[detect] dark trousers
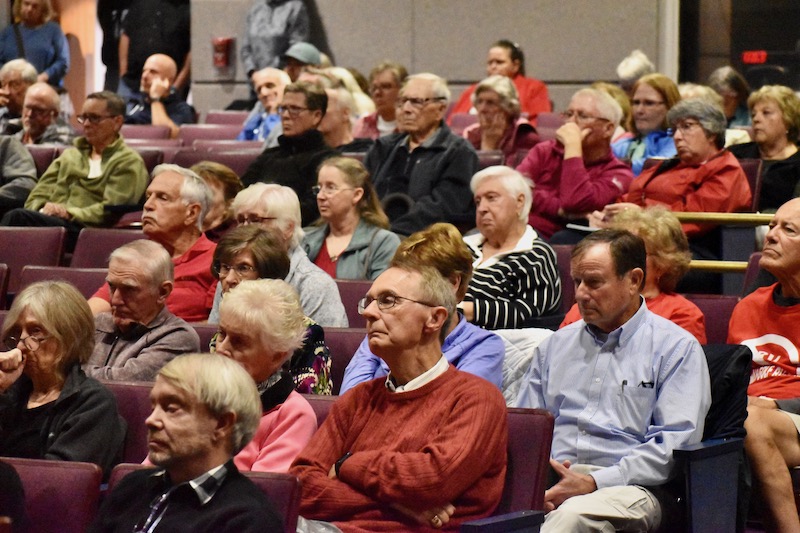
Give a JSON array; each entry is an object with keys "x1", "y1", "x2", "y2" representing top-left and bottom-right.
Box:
[{"x1": 1, "y1": 208, "x2": 85, "y2": 252}]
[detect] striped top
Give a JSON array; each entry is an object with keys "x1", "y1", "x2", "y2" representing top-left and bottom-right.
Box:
[{"x1": 463, "y1": 226, "x2": 562, "y2": 330}]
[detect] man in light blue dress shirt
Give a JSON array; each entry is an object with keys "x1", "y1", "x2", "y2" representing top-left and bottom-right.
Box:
[{"x1": 516, "y1": 229, "x2": 711, "y2": 532}]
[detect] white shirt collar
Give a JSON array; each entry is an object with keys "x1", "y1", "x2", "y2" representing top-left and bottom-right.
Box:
[{"x1": 385, "y1": 355, "x2": 449, "y2": 393}]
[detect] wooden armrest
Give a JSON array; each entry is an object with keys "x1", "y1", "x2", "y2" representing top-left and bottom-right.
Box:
[
  {"x1": 674, "y1": 212, "x2": 772, "y2": 225},
  {"x1": 688, "y1": 260, "x2": 748, "y2": 272}
]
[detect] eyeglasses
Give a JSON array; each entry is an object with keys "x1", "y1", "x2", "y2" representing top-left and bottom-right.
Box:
[
  {"x1": 631, "y1": 99, "x2": 665, "y2": 108},
  {"x1": 670, "y1": 120, "x2": 703, "y2": 136},
  {"x1": 23, "y1": 105, "x2": 55, "y2": 117},
  {"x1": 76, "y1": 114, "x2": 115, "y2": 125},
  {"x1": 357, "y1": 293, "x2": 435, "y2": 315},
  {"x1": 212, "y1": 262, "x2": 257, "y2": 278},
  {"x1": 4, "y1": 334, "x2": 50, "y2": 351},
  {"x1": 277, "y1": 105, "x2": 309, "y2": 117},
  {"x1": 560, "y1": 110, "x2": 609, "y2": 123},
  {"x1": 312, "y1": 184, "x2": 355, "y2": 196},
  {"x1": 396, "y1": 96, "x2": 446, "y2": 109},
  {"x1": 235, "y1": 214, "x2": 277, "y2": 225}
]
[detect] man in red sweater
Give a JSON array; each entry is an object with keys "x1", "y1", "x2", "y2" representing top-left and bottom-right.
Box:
[
  {"x1": 290, "y1": 266, "x2": 508, "y2": 532},
  {"x1": 728, "y1": 198, "x2": 800, "y2": 532}
]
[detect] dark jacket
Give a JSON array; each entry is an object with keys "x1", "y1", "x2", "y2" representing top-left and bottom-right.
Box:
[
  {"x1": 728, "y1": 141, "x2": 800, "y2": 212},
  {"x1": 365, "y1": 123, "x2": 479, "y2": 235},
  {"x1": 241, "y1": 129, "x2": 336, "y2": 226},
  {"x1": 0, "y1": 364, "x2": 126, "y2": 477}
]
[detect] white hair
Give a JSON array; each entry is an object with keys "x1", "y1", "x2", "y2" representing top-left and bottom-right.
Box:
[
  {"x1": 470, "y1": 165, "x2": 533, "y2": 221},
  {"x1": 404, "y1": 73, "x2": 451, "y2": 104},
  {"x1": 231, "y1": 183, "x2": 305, "y2": 248}
]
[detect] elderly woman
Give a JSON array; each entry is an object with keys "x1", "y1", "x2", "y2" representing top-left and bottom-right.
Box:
[
  {"x1": 677, "y1": 83, "x2": 751, "y2": 148},
  {"x1": 729, "y1": 85, "x2": 800, "y2": 212},
  {"x1": 562, "y1": 207, "x2": 706, "y2": 343},
  {"x1": 612, "y1": 73, "x2": 681, "y2": 175},
  {"x1": 210, "y1": 225, "x2": 331, "y2": 394},
  {"x1": 0, "y1": 0, "x2": 69, "y2": 87},
  {"x1": 303, "y1": 157, "x2": 400, "y2": 280},
  {"x1": 209, "y1": 183, "x2": 349, "y2": 328},
  {"x1": 216, "y1": 279, "x2": 317, "y2": 472},
  {"x1": 461, "y1": 166, "x2": 561, "y2": 329},
  {"x1": 708, "y1": 66, "x2": 752, "y2": 127},
  {"x1": 461, "y1": 75, "x2": 539, "y2": 162},
  {"x1": 191, "y1": 161, "x2": 244, "y2": 240},
  {"x1": 449, "y1": 39, "x2": 551, "y2": 124},
  {"x1": 353, "y1": 62, "x2": 407, "y2": 139},
  {"x1": 340, "y1": 222, "x2": 505, "y2": 394},
  {"x1": 0, "y1": 281, "x2": 124, "y2": 476}
]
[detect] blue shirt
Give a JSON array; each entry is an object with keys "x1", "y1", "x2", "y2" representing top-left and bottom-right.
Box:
[
  {"x1": 237, "y1": 103, "x2": 281, "y2": 141},
  {"x1": 339, "y1": 314, "x2": 505, "y2": 393},
  {"x1": 515, "y1": 300, "x2": 710, "y2": 488}
]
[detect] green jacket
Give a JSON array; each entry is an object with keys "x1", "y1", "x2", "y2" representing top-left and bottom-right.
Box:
[{"x1": 24, "y1": 135, "x2": 148, "y2": 226}]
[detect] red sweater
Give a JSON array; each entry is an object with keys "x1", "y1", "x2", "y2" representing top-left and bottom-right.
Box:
[
  {"x1": 449, "y1": 74, "x2": 551, "y2": 125},
  {"x1": 290, "y1": 366, "x2": 508, "y2": 532},
  {"x1": 728, "y1": 283, "x2": 800, "y2": 399}
]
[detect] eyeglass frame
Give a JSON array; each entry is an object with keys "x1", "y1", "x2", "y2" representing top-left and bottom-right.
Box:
[
  {"x1": 23, "y1": 105, "x2": 56, "y2": 118},
  {"x1": 76, "y1": 113, "x2": 117, "y2": 125},
  {"x1": 312, "y1": 184, "x2": 356, "y2": 197},
  {"x1": 212, "y1": 261, "x2": 258, "y2": 279},
  {"x1": 559, "y1": 110, "x2": 610, "y2": 124},
  {"x1": 235, "y1": 214, "x2": 277, "y2": 226},
  {"x1": 4, "y1": 334, "x2": 50, "y2": 351},
  {"x1": 669, "y1": 120, "x2": 704, "y2": 136},
  {"x1": 357, "y1": 293, "x2": 436, "y2": 315},
  {"x1": 395, "y1": 96, "x2": 446, "y2": 109},
  {"x1": 277, "y1": 105, "x2": 310, "y2": 117}
]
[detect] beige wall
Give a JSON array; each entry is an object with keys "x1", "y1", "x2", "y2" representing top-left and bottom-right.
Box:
[{"x1": 191, "y1": 0, "x2": 675, "y2": 117}]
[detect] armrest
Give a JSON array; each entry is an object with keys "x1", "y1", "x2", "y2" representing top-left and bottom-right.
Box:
[
  {"x1": 460, "y1": 510, "x2": 544, "y2": 533},
  {"x1": 673, "y1": 437, "x2": 743, "y2": 460}
]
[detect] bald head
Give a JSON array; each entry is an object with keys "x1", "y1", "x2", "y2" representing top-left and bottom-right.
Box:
[
  {"x1": 761, "y1": 198, "x2": 800, "y2": 293},
  {"x1": 252, "y1": 67, "x2": 290, "y2": 113},
  {"x1": 22, "y1": 82, "x2": 60, "y2": 141},
  {"x1": 140, "y1": 54, "x2": 178, "y2": 92}
]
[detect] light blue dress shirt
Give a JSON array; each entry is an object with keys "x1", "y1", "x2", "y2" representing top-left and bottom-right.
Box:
[{"x1": 516, "y1": 300, "x2": 711, "y2": 489}]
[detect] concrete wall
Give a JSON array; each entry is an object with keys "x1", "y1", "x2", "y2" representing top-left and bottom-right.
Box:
[{"x1": 191, "y1": 0, "x2": 675, "y2": 117}]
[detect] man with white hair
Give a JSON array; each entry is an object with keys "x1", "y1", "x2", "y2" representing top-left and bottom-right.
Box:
[
  {"x1": 318, "y1": 86, "x2": 373, "y2": 153},
  {"x1": 89, "y1": 164, "x2": 218, "y2": 323},
  {"x1": 237, "y1": 67, "x2": 290, "y2": 141},
  {"x1": 365, "y1": 72, "x2": 478, "y2": 236},
  {"x1": 15, "y1": 81, "x2": 74, "y2": 145},
  {"x1": 89, "y1": 354, "x2": 282, "y2": 531},
  {"x1": 0, "y1": 59, "x2": 36, "y2": 132},
  {"x1": 516, "y1": 87, "x2": 634, "y2": 240},
  {"x1": 84, "y1": 239, "x2": 200, "y2": 382},
  {"x1": 208, "y1": 183, "x2": 348, "y2": 328}
]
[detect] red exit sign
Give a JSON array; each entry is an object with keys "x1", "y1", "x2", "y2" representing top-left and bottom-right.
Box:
[{"x1": 742, "y1": 50, "x2": 768, "y2": 64}]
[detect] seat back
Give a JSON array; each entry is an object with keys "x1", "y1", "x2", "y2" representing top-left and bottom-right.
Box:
[
  {"x1": 192, "y1": 323, "x2": 219, "y2": 351},
  {"x1": 683, "y1": 294, "x2": 739, "y2": 344},
  {"x1": 0, "y1": 264, "x2": 8, "y2": 309},
  {"x1": 303, "y1": 394, "x2": 338, "y2": 426},
  {"x1": 702, "y1": 344, "x2": 751, "y2": 441},
  {"x1": 4, "y1": 457, "x2": 102, "y2": 533},
  {"x1": 71, "y1": 228, "x2": 145, "y2": 268},
  {"x1": 0, "y1": 227, "x2": 65, "y2": 294},
  {"x1": 101, "y1": 381, "x2": 154, "y2": 463},
  {"x1": 204, "y1": 110, "x2": 250, "y2": 125},
  {"x1": 500, "y1": 408, "x2": 554, "y2": 513},
  {"x1": 171, "y1": 148, "x2": 262, "y2": 177},
  {"x1": 132, "y1": 147, "x2": 164, "y2": 174},
  {"x1": 551, "y1": 244, "x2": 575, "y2": 314},
  {"x1": 20, "y1": 266, "x2": 107, "y2": 299},
  {"x1": 334, "y1": 279, "x2": 371, "y2": 329},
  {"x1": 178, "y1": 124, "x2": 243, "y2": 144},
  {"x1": 25, "y1": 145, "x2": 58, "y2": 176},
  {"x1": 324, "y1": 328, "x2": 366, "y2": 394},
  {"x1": 449, "y1": 113, "x2": 478, "y2": 135},
  {"x1": 121, "y1": 124, "x2": 171, "y2": 139},
  {"x1": 738, "y1": 158, "x2": 763, "y2": 211},
  {"x1": 193, "y1": 139, "x2": 264, "y2": 151},
  {"x1": 125, "y1": 138, "x2": 184, "y2": 148},
  {"x1": 742, "y1": 251, "x2": 763, "y2": 296},
  {"x1": 477, "y1": 150, "x2": 505, "y2": 170}
]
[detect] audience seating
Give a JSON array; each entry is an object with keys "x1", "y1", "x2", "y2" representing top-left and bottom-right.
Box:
[
  {"x1": 193, "y1": 139, "x2": 264, "y2": 151},
  {"x1": 551, "y1": 244, "x2": 575, "y2": 314},
  {"x1": 108, "y1": 463, "x2": 302, "y2": 533},
  {"x1": 125, "y1": 138, "x2": 183, "y2": 148},
  {"x1": 0, "y1": 227, "x2": 65, "y2": 295},
  {"x1": 204, "y1": 110, "x2": 250, "y2": 126},
  {"x1": 477, "y1": 150, "x2": 504, "y2": 170},
  {"x1": 334, "y1": 279, "x2": 371, "y2": 329},
  {"x1": 19, "y1": 266, "x2": 107, "y2": 300},
  {"x1": 177, "y1": 124, "x2": 243, "y2": 144},
  {"x1": 71, "y1": 228, "x2": 145, "y2": 268},
  {"x1": 303, "y1": 394, "x2": 337, "y2": 425},
  {"x1": 533, "y1": 111, "x2": 564, "y2": 142},
  {"x1": 0, "y1": 264, "x2": 8, "y2": 309},
  {"x1": 121, "y1": 124, "x2": 171, "y2": 139},
  {"x1": 25, "y1": 145, "x2": 58, "y2": 176},
  {"x1": 4, "y1": 457, "x2": 102, "y2": 533},
  {"x1": 742, "y1": 251, "x2": 764, "y2": 296},
  {"x1": 170, "y1": 148, "x2": 262, "y2": 177},
  {"x1": 325, "y1": 327, "x2": 367, "y2": 394},
  {"x1": 738, "y1": 158, "x2": 763, "y2": 211},
  {"x1": 101, "y1": 380, "x2": 154, "y2": 463},
  {"x1": 131, "y1": 147, "x2": 164, "y2": 174},
  {"x1": 683, "y1": 294, "x2": 739, "y2": 344},
  {"x1": 192, "y1": 323, "x2": 218, "y2": 351},
  {"x1": 449, "y1": 113, "x2": 478, "y2": 135}
]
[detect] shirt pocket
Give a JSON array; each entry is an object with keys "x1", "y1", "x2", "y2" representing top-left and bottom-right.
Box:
[{"x1": 613, "y1": 386, "x2": 657, "y2": 436}]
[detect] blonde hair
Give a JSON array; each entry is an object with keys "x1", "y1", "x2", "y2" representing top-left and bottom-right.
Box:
[
  {"x1": 316, "y1": 157, "x2": 389, "y2": 228},
  {"x1": 748, "y1": 85, "x2": 800, "y2": 143},
  {"x1": 13, "y1": 0, "x2": 55, "y2": 23}
]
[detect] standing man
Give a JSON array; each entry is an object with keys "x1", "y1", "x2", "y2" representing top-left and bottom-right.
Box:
[
  {"x1": 117, "y1": 0, "x2": 191, "y2": 98},
  {"x1": 290, "y1": 266, "x2": 507, "y2": 530},
  {"x1": 516, "y1": 229, "x2": 710, "y2": 531},
  {"x1": 365, "y1": 73, "x2": 478, "y2": 235},
  {"x1": 84, "y1": 239, "x2": 200, "y2": 382},
  {"x1": 0, "y1": 91, "x2": 148, "y2": 248},
  {"x1": 516, "y1": 88, "x2": 634, "y2": 240},
  {"x1": 240, "y1": 81, "x2": 336, "y2": 226},
  {"x1": 89, "y1": 354, "x2": 282, "y2": 531},
  {"x1": 728, "y1": 197, "x2": 800, "y2": 532},
  {"x1": 240, "y1": 0, "x2": 309, "y2": 81},
  {"x1": 125, "y1": 53, "x2": 196, "y2": 138},
  {"x1": 89, "y1": 164, "x2": 218, "y2": 323},
  {"x1": 15, "y1": 81, "x2": 74, "y2": 145}
]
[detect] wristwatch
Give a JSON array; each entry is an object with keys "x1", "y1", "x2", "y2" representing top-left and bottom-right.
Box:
[{"x1": 334, "y1": 452, "x2": 352, "y2": 477}]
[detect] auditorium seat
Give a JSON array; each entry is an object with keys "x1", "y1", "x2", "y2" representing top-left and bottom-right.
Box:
[
  {"x1": 0, "y1": 227, "x2": 65, "y2": 295},
  {"x1": 205, "y1": 110, "x2": 250, "y2": 125},
  {"x1": 334, "y1": 279, "x2": 371, "y2": 329},
  {"x1": 71, "y1": 228, "x2": 145, "y2": 268},
  {"x1": 171, "y1": 148, "x2": 262, "y2": 177},
  {"x1": 193, "y1": 139, "x2": 264, "y2": 151},
  {"x1": 19, "y1": 266, "x2": 107, "y2": 299},
  {"x1": 178, "y1": 124, "x2": 243, "y2": 144},
  {"x1": 683, "y1": 294, "x2": 739, "y2": 344},
  {"x1": 121, "y1": 124, "x2": 171, "y2": 139},
  {"x1": 101, "y1": 381, "x2": 153, "y2": 463},
  {"x1": 325, "y1": 327, "x2": 367, "y2": 394},
  {"x1": 551, "y1": 244, "x2": 575, "y2": 314},
  {"x1": 25, "y1": 145, "x2": 58, "y2": 176}
]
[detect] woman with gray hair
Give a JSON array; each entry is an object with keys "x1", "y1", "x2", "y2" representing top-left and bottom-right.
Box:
[
  {"x1": 461, "y1": 165, "x2": 561, "y2": 329},
  {"x1": 216, "y1": 279, "x2": 317, "y2": 472},
  {"x1": 591, "y1": 98, "x2": 751, "y2": 289},
  {"x1": 462, "y1": 75, "x2": 539, "y2": 163}
]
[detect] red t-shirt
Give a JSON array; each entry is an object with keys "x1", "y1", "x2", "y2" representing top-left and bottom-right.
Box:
[
  {"x1": 93, "y1": 235, "x2": 218, "y2": 322},
  {"x1": 312, "y1": 240, "x2": 337, "y2": 279}
]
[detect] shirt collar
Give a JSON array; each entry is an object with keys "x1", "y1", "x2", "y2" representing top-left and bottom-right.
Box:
[
  {"x1": 147, "y1": 461, "x2": 230, "y2": 506},
  {"x1": 385, "y1": 355, "x2": 449, "y2": 393},
  {"x1": 584, "y1": 295, "x2": 647, "y2": 349}
]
